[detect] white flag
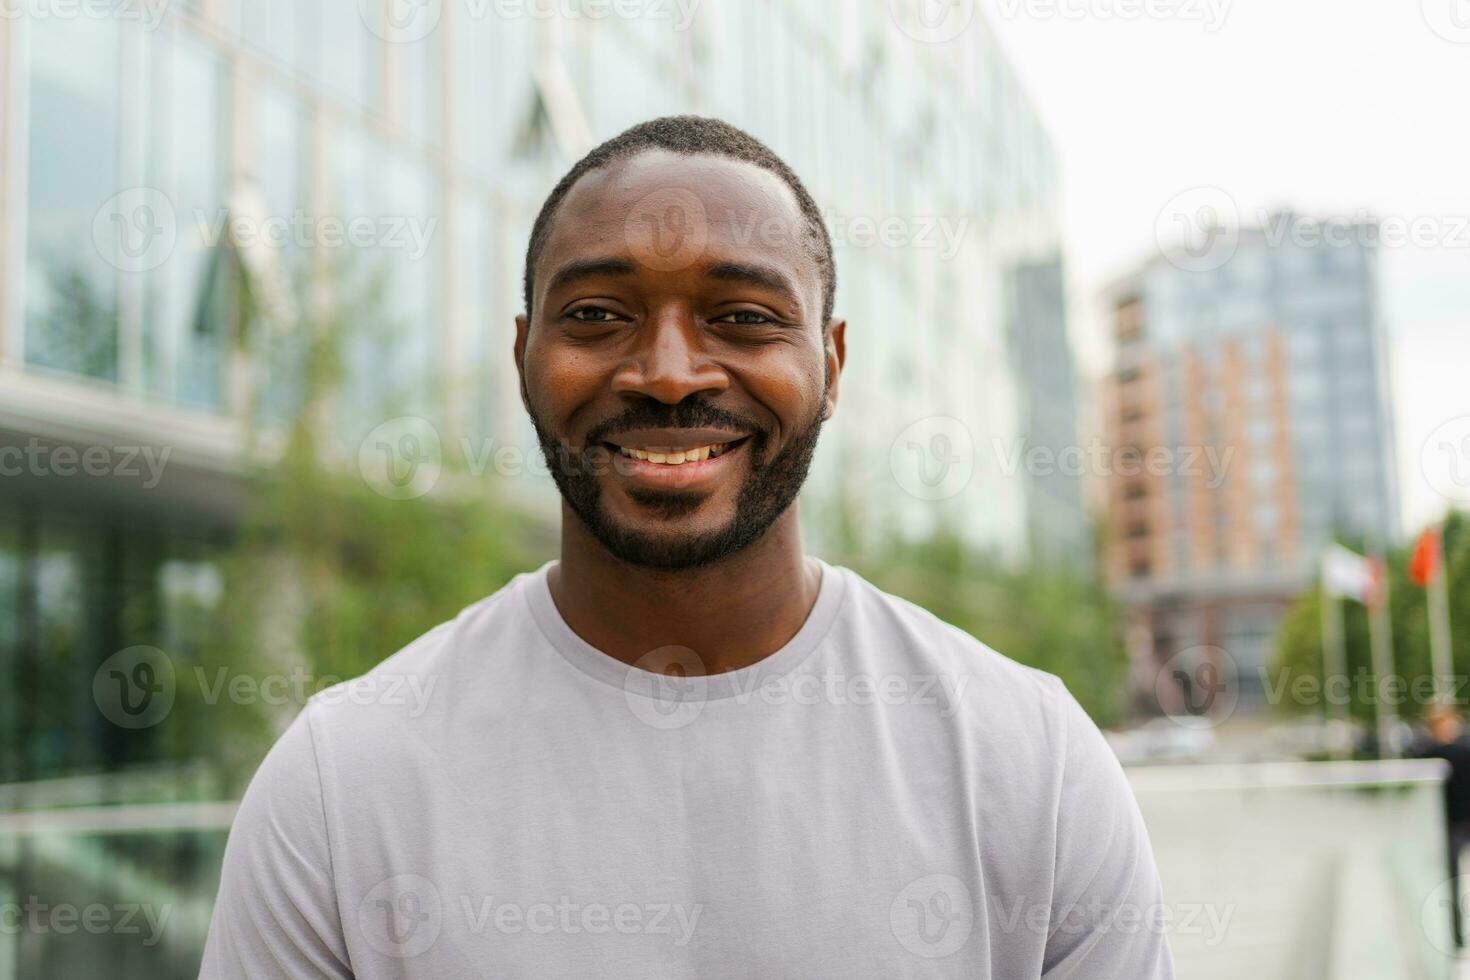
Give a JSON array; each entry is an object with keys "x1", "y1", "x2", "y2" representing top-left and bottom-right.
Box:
[{"x1": 1322, "y1": 544, "x2": 1375, "y2": 603}]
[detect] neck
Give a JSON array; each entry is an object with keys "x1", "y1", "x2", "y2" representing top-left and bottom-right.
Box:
[{"x1": 548, "y1": 504, "x2": 820, "y2": 674}]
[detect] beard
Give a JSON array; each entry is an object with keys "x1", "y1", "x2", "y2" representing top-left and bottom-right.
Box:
[{"x1": 529, "y1": 394, "x2": 826, "y2": 571}]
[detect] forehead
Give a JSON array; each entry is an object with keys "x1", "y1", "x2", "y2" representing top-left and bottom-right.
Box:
[{"x1": 537, "y1": 150, "x2": 823, "y2": 304}]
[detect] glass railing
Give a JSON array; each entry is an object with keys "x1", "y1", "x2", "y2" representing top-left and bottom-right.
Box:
[{"x1": 0, "y1": 798, "x2": 233, "y2": 980}]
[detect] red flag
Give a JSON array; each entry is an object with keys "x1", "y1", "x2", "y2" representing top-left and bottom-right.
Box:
[{"x1": 1409, "y1": 526, "x2": 1442, "y2": 588}]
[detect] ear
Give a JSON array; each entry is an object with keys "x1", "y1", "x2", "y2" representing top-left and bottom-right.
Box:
[
  {"x1": 514, "y1": 313, "x2": 532, "y2": 414},
  {"x1": 821, "y1": 319, "x2": 846, "y2": 421}
]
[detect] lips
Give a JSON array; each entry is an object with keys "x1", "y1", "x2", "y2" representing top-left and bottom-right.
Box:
[{"x1": 598, "y1": 428, "x2": 754, "y2": 490}]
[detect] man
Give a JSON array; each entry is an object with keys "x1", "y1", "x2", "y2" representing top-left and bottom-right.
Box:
[
  {"x1": 201, "y1": 116, "x2": 1174, "y2": 978},
  {"x1": 1412, "y1": 704, "x2": 1470, "y2": 949}
]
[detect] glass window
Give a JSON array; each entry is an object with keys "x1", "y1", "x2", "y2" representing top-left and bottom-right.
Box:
[
  {"x1": 329, "y1": 126, "x2": 443, "y2": 436},
  {"x1": 23, "y1": 16, "x2": 122, "y2": 381},
  {"x1": 239, "y1": 0, "x2": 316, "y2": 73},
  {"x1": 319, "y1": 0, "x2": 376, "y2": 108},
  {"x1": 248, "y1": 80, "x2": 310, "y2": 426},
  {"x1": 143, "y1": 29, "x2": 229, "y2": 409}
]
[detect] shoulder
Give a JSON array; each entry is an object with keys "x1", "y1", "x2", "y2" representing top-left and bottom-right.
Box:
[
  {"x1": 297, "y1": 568, "x2": 543, "y2": 749},
  {"x1": 830, "y1": 564, "x2": 1072, "y2": 721}
]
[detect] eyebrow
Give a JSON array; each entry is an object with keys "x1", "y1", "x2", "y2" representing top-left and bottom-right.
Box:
[
  {"x1": 704, "y1": 261, "x2": 800, "y2": 303},
  {"x1": 544, "y1": 257, "x2": 638, "y2": 296}
]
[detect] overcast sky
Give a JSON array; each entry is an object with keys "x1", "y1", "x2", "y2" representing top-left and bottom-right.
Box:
[{"x1": 978, "y1": 0, "x2": 1470, "y2": 536}]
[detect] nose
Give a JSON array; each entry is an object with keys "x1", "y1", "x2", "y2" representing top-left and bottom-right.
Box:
[{"x1": 610, "y1": 308, "x2": 729, "y2": 404}]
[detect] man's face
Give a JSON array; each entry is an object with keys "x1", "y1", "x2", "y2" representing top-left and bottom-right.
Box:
[{"x1": 516, "y1": 150, "x2": 843, "y2": 569}]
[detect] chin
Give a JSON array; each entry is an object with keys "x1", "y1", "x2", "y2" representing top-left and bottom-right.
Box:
[{"x1": 588, "y1": 509, "x2": 756, "y2": 571}]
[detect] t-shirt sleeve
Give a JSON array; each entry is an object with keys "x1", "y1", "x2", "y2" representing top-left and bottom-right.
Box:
[
  {"x1": 199, "y1": 707, "x2": 353, "y2": 979},
  {"x1": 1042, "y1": 689, "x2": 1176, "y2": 979}
]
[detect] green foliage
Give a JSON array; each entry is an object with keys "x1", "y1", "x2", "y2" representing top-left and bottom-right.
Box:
[
  {"x1": 170, "y1": 257, "x2": 542, "y2": 790},
  {"x1": 1272, "y1": 512, "x2": 1470, "y2": 723}
]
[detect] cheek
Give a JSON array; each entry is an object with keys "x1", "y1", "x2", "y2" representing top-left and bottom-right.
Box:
[
  {"x1": 734, "y1": 347, "x2": 826, "y2": 428},
  {"x1": 527, "y1": 342, "x2": 607, "y2": 424}
]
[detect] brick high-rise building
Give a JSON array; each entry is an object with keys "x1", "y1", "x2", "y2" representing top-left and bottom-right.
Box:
[{"x1": 1103, "y1": 218, "x2": 1399, "y2": 711}]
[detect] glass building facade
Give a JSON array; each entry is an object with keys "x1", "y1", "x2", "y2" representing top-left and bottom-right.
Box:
[{"x1": 1, "y1": 1, "x2": 1073, "y2": 773}]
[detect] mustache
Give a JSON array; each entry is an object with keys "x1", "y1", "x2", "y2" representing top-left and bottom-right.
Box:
[{"x1": 583, "y1": 400, "x2": 768, "y2": 449}]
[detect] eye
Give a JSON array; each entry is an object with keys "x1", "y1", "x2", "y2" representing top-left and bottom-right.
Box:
[
  {"x1": 567, "y1": 305, "x2": 623, "y2": 323},
  {"x1": 713, "y1": 310, "x2": 775, "y2": 327}
]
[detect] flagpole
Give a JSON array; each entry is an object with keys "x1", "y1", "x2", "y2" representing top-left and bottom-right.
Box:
[
  {"x1": 1319, "y1": 588, "x2": 1349, "y2": 760},
  {"x1": 1428, "y1": 524, "x2": 1455, "y2": 705},
  {"x1": 1368, "y1": 552, "x2": 1399, "y2": 759}
]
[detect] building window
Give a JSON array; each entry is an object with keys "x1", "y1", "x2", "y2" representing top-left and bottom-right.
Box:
[{"x1": 23, "y1": 16, "x2": 122, "y2": 381}]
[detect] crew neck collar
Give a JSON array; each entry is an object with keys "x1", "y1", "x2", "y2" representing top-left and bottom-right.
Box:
[{"x1": 521, "y1": 558, "x2": 848, "y2": 702}]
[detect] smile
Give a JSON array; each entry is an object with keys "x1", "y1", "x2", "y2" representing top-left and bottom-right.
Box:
[{"x1": 616, "y1": 442, "x2": 738, "y2": 465}]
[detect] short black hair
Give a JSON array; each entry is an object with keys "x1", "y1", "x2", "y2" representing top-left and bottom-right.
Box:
[{"x1": 522, "y1": 115, "x2": 836, "y2": 327}]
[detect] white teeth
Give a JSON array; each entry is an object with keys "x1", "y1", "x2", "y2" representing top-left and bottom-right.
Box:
[{"x1": 618, "y1": 442, "x2": 730, "y2": 465}]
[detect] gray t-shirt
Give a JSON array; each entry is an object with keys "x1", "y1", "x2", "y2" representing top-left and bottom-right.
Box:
[{"x1": 200, "y1": 561, "x2": 1174, "y2": 978}]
